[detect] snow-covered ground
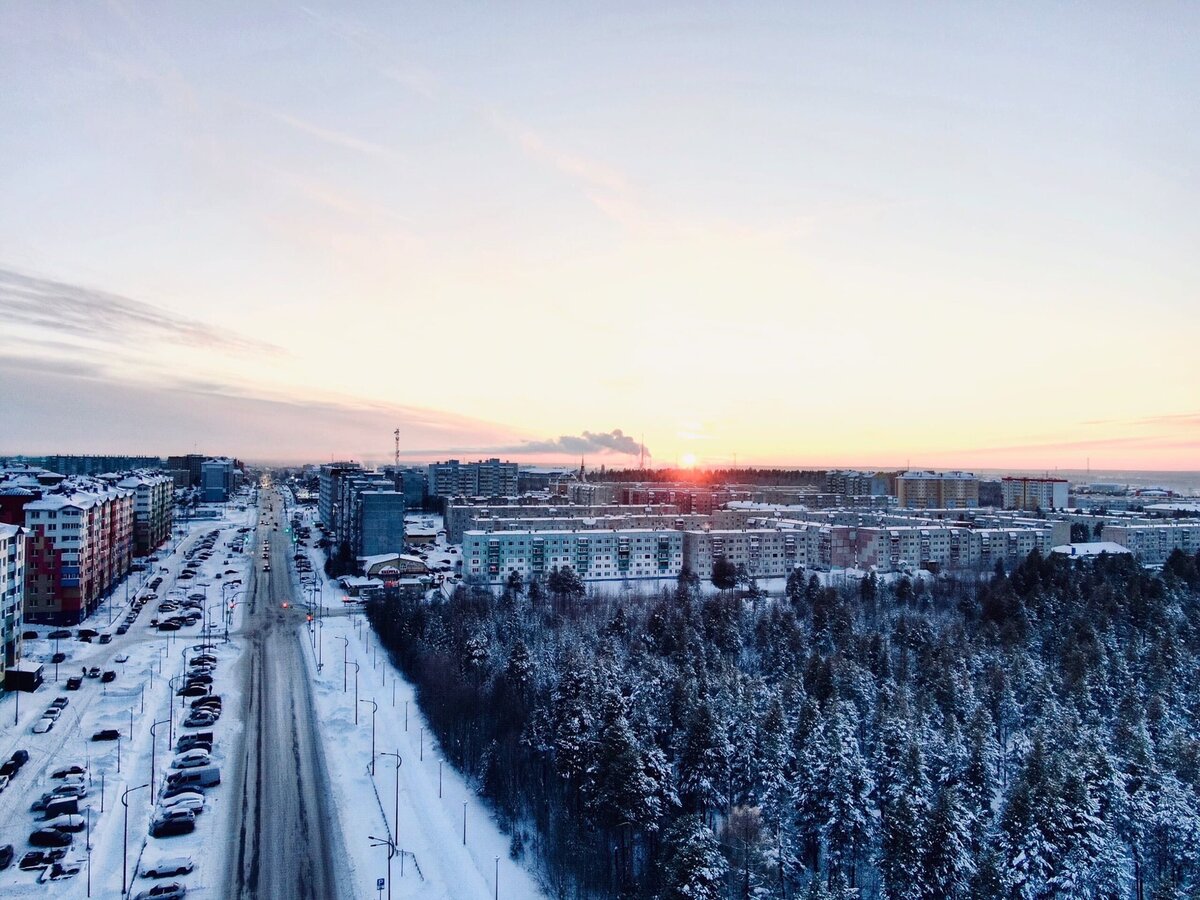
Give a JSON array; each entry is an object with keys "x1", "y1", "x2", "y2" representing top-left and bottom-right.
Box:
[
  {"x1": 0, "y1": 500, "x2": 257, "y2": 898},
  {"x1": 282, "y1": 502, "x2": 547, "y2": 899}
]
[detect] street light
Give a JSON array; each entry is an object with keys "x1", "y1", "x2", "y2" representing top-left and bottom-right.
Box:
[
  {"x1": 348, "y1": 661, "x2": 361, "y2": 723},
  {"x1": 150, "y1": 718, "x2": 171, "y2": 796},
  {"x1": 379, "y1": 750, "x2": 403, "y2": 851},
  {"x1": 368, "y1": 835, "x2": 397, "y2": 900},
  {"x1": 121, "y1": 783, "x2": 150, "y2": 894},
  {"x1": 361, "y1": 698, "x2": 378, "y2": 774},
  {"x1": 340, "y1": 637, "x2": 350, "y2": 692}
]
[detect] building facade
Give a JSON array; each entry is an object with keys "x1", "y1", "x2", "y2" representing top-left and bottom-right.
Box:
[
  {"x1": 200, "y1": 458, "x2": 236, "y2": 502},
  {"x1": 427, "y1": 459, "x2": 519, "y2": 499},
  {"x1": 112, "y1": 472, "x2": 175, "y2": 554},
  {"x1": 1001, "y1": 477, "x2": 1069, "y2": 511},
  {"x1": 355, "y1": 491, "x2": 407, "y2": 557},
  {"x1": 896, "y1": 471, "x2": 980, "y2": 509},
  {"x1": 1, "y1": 523, "x2": 25, "y2": 680},
  {"x1": 463, "y1": 528, "x2": 684, "y2": 583},
  {"x1": 1101, "y1": 523, "x2": 1200, "y2": 565}
]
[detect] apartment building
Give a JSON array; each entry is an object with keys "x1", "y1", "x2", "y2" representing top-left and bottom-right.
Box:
[
  {"x1": 355, "y1": 490, "x2": 407, "y2": 557},
  {"x1": 318, "y1": 462, "x2": 362, "y2": 538},
  {"x1": 1, "y1": 523, "x2": 25, "y2": 679},
  {"x1": 896, "y1": 471, "x2": 980, "y2": 509},
  {"x1": 111, "y1": 471, "x2": 175, "y2": 554},
  {"x1": 427, "y1": 459, "x2": 519, "y2": 499},
  {"x1": 1101, "y1": 523, "x2": 1200, "y2": 565},
  {"x1": 463, "y1": 528, "x2": 684, "y2": 583},
  {"x1": 201, "y1": 457, "x2": 236, "y2": 502},
  {"x1": 445, "y1": 502, "x2": 681, "y2": 543},
  {"x1": 22, "y1": 484, "x2": 134, "y2": 624},
  {"x1": 1001, "y1": 476, "x2": 1069, "y2": 511},
  {"x1": 682, "y1": 528, "x2": 821, "y2": 579}
]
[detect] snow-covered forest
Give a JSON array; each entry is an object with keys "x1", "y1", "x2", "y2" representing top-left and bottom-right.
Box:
[{"x1": 368, "y1": 549, "x2": 1200, "y2": 899}]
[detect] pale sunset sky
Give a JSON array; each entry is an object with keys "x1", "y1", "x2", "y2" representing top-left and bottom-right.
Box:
[{"x1": 1, "y1": 2, "x2": 1197, "y2": 469}]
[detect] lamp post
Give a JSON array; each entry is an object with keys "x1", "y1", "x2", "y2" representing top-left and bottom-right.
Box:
[
  {"x1": 341, "y1": 637, "x2": 350, "y2": 692},
  {"x1": 368, "y1": 835, "x2": 397, "y2": 900},
  {"x1": 122, "y1": 783, "x2": 150, "y2": 894},
  {"x1": 379, "y1": 750, "x2": 402, "y2": 850},
  {"x1": 347, "y1": 661, "x2": 361, "y2": 723},
  {"x1": 150, "y1": 718, "x2": 171, "y2": 796},
  {"x1": 361, "y1": 698, "x2": 378, "y2": 774}
]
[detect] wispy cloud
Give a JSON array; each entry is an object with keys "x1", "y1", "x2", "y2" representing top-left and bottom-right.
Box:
[
  {"x1": 0, "y1": 268, "x2": 279, "y2": 355},
  {"x1": 268, "y1": 110, "x2": 397, "y2": 159}
]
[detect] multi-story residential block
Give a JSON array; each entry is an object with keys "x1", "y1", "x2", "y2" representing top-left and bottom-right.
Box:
[
  {"x1": 318, "y1": 462, "x2": 362, "y2": 537},
  {"x1": 683, "y1": 528, "x2": 812, "y2": 579},
  {"x1": 1, "y1": 523, "x2": 25, "y2": 679},
  {"x1": 355, "y1": 491, "x2": 407, "y2": 557},
  {"x1": 1001, "y1": 476, "x2": 1069, "y2": 511},
  {"x1": 463, "y1": 528, "x2": 684, "y2": 583},
  {"x1": 445, "y1": 502, "x2": 681, "y2": 543},
  {"x1": 111, "y1": 472, "x2": 175, "y2": 554},
  {"x1": 201, "y1": 457, "x2": 236, "y2": 502},
  {"x1": 897, "y1": 471, "x2": 980, "y2": 509},
  {"x1": 166, "y1": 454, "x2": 207, "y2": 488},
  {"x1": 1101, "y1": 523, "x2": 1200, "y2": 565},
  {"x1": 21, "y1": 483, "x2": 134, "y2": 625},
  {"x1": 25, "y1": 455, "x2": 164, "y2": 476},
  {"x1": 427, "y1": 459, "x2": 519, "y2": 499}
]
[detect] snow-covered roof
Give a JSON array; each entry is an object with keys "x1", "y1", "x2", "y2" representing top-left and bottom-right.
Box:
[
  {"x1": 1050, "y1": 542, "x2": 1132, "y2": 557},
  {"x1": 0, "y1": 522, "x2": 22, "y2": 541}
]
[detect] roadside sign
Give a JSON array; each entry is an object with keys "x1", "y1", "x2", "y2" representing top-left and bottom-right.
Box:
[{"x1": 377, "y1": 878, "x2": 385, "y2": 890}]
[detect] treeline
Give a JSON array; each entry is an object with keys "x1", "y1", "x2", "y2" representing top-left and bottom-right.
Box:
[{"x1": 368, "y1": 548, "x2": 1200, "y2": 899}]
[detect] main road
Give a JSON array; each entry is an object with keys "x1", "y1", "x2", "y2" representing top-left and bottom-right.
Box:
[{"x1": 224, "y1": 482, "x2": 348, "y2": 900}]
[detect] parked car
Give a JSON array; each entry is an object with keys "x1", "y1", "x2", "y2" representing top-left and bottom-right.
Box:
[
  {"x1": 0, "y1": 761, "x2": 17, "y2": 779},
  {"x1": 50, "y1": 652, "x2": 67, "y2": 664},
  {"x1": 49, "y1": 697, "x2": 69, "y2": 709},
  {"x1": 48, "y1": 629, "x2": 71, "y2": 640},
  {"x1": 0, "y1": 843, "x2": 12, "y2": 871},
  {"x1": 183, "y1": 713, "x2": 217, "y2": 728},
  {"x1": 158, "y1": 795, "x2": 204, "y2": 816},
  {"x1": 28, "y1": 828, "x2": 72, "y2": 848},
  {"x1": 9, "y1": 749, "x2": 29, "y2": 768},
  {"x1": 134, "y1": 880, "x2": 187, "y2": 899},
  {"x1": 46, "y1": 859, "x2": 83, "y2": 880},
  {"x1": 191, "y1": 695, "x2": 221, "y2": 709},
  {"x1": 98, "y1": 633, "x2": 112, "y2": 644},
  {"x1": 115, "y1": 654, "x2": 130, "y2": 663},
  {"x1": 160, "y1": 781, "x2": 206, "y2": 800},
  {"x1": 176, "y1": 684, "x2": 209, "y2": 697},
  {"x1": 66, "y1": 676, "x2": 83, "y2": 690},
  {"x1": 43, "y1": 814, "x2": 85, "y2": 833},
  {"x1": 0, "y1": 774, "x2": 9, "y2": 792},
  {"x1": 184, "y1": 673, "x2": 212, "y2": 686},
  {"x1": 41, "y1": 707, "x2": 62, "y2": 720},
  {"x1": 116, "y1": 625, "x2": 129, "y2": 635},
  {"x1": 22, "y1": 630, "x2": 39, "y2": 640},
  {"x1": 51, "y1": 765, "x2": 85, "y2": 779},
  {"x1": 101, "y1": 670, "x2": 117, "y2": 683},
  {"x1": 141, "y1": 856, "x2": 194, "y2": 878},
  {"x1": 158, "y1": 621, "x2": 182, "y2": 632},
  {"x1": 170, "y1": 750, "x2": 211, "y2": 769},
  {"x1": 77, "y1": 629, "x2": 98, "y2": 639},
  {"x1": 19, "y1": 849, "x2": 65, "y2": 870},
  {"x1": 91, "y1": 729, "x2": 120, "y2": 742},
  {"x1": 149, "y1": 812, "x2": 195, "y2": 838},
  {"x1": 32, "y1": 717, "x2": 55, "y2": 734}
]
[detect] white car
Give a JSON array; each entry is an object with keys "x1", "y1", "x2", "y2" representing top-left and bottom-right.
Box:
[
  {"x1": 32, "y1": 716, "x2": 56, "y2": 734},
  {"x1": 44, "y1": 813, "x2": 86, "y2": 832},
  {"x1": 170, "y1": 750, "x2": 211, "y2": 769},
  {"x1": 159, "y1": 791, "x2": 205, "y2": 809},
  {"x1": 158, "y1": 795, "x2": 204, "y2": 816},
  {"x1": 0, "y1": 773, "x2": 9, "y2": 792},
  {"x1": 141, "y1": 856, "x2": 194, "y2": 878},
  {"x1": 115, "y1": 654, "x2": 130, "y2": 664}
]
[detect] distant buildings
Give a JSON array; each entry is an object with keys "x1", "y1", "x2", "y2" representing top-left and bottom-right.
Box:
[
  {"x1": 1101, "y1": 523, "x2": 1200, "y2": 565},
  {"x1": 427, "y1": 459, "x2": 519, "y2": 499},
  {"x1": 1001, "y1": 476, "x2": 1068, "y2": 511},
  {"x1": 318, "y1": 462, "x2": 406, "y2": 558},
  {"x1": 6, "y1": 455, "x2": 164, "y2": 476},
  {"x1": 896, "y1": 471, "x2": 980, "y2": 509},
  {"x1": 1, "y1": 523, "x2": 26, "y2": 681},
  {"x1": 463, "y1": 528, "x2": 684, "y2": 583},
  {"x1": 200, "y1": 457, "x2": 237, "y2": 502}
]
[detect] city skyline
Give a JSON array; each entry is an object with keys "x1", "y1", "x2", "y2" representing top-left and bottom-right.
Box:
[{"x1": 2, "y1": 3, "x2": 1198, "y2": 469}]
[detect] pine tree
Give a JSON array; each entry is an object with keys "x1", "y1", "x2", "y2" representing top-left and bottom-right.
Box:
[{"x1": 659, "y1": 815, "x2": 728, "y2": 900}]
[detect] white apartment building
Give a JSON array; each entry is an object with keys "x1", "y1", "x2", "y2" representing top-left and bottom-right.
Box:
[
  {"x1": 1, "y1": 523, "x2": 25, "y2": 679},
  {"x1": 428, "y1": 459, "x2": 519, "y2": 499},
  {"x1": 1001, "y1": 477, "x2": 1068, "y2": 511},
  {"x1": 114, "y1": 472, "x2": 175, "y2": 554},
  {"x1": 1101, "y1": 523, "x2": 1200, "y2": 565},
  {"x1": 897, "y1": 471, "x2": 980, "y2": 509},
  {"x1": 463, "y1": 528, "x2": 684, "y2": 583}
]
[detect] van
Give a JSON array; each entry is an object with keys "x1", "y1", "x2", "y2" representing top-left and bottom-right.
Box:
[
  {"x1": 166, "y1": 765, "x2": 220, "y2": 789},
  {"x1": 43, "y1": 797, "x2": 79, "y2": 819}
]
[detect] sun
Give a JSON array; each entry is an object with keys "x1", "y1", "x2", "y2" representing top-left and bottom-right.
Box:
[{"x1": 680, "y1": 452, "x2": 697, "y2": 469}]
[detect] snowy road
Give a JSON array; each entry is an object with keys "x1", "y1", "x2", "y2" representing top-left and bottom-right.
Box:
[{"x1": 223, "y1": 492, "x2": 349, "y2": 900}]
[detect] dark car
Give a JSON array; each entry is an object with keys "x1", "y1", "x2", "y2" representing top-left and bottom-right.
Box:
[
  {"x1": 91, "y1": 729, "x2": 121, "y2": 742},
  {"x1": 87, "y1": 667, "x2": 101, "y2": 678},
  {"x1": 77, "y1": 629, "x2": 98, "y2": 639},
  {"x1": 0, "y1": 760, "x2": 17, "y2": 779},
  {"x1": 66, "y1": 676, "x2": 83, "y2": 691},
  {"x1": 116, "y1": 625, "x2": 129, "y2": 635},
  {"x1": 0, "y1": 843, "x2": 12, "y2": 871},
  {"x1": 101, "y1": 671, "x2": 117, "y2": 683},
  {"x1": 177, "y1": 684, "x2": 209, "y2": 697},
  {"x1": 48, "y1": 630, "x2": 72, "y2": 640},
  {"x1": 182, "y1": 713, "x2": 217, "y2": 728},
  {"x1": 20, "y1": 849, "x2": 65, "y2": 870},
  {"x1": 149, "y1": 816, "x2": 195, "y2": 839},
  {"x1": 52, "y1": 765, "x2": 86, "y2": 779},
  {"x1": 190, "y1": 695, "x2": 221, "y2": 709},
  {"x1": 22, "y1": 630, "x2": 38, "y2": 640},
  {"x1": 29, "y1": 828, "x2": 72, "y2": 848},
  {"x1": 160, "y1": 782, "x2": 206, "y2": 800},
  {"x1": 184, "y1": 674, "x2": 212, "y2": 686},
  {"x1": 51, "y1": 652, "x2": 67, "y2": 664},
  {"x1": 158, "y1": 621, "x2": 181, "y2": 632},
  {"x1": 98, "y1": 634, "x2": 112, "y2": 644}
]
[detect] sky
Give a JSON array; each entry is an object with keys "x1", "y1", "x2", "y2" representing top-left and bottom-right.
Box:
[{"x1": 1, "y1": 2, "x2": 1197, "y2": 469}]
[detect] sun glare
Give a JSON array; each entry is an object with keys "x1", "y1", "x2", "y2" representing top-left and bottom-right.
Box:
[{"x1": 680, "y1": 452, "x2": 697, "y2": 469}]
